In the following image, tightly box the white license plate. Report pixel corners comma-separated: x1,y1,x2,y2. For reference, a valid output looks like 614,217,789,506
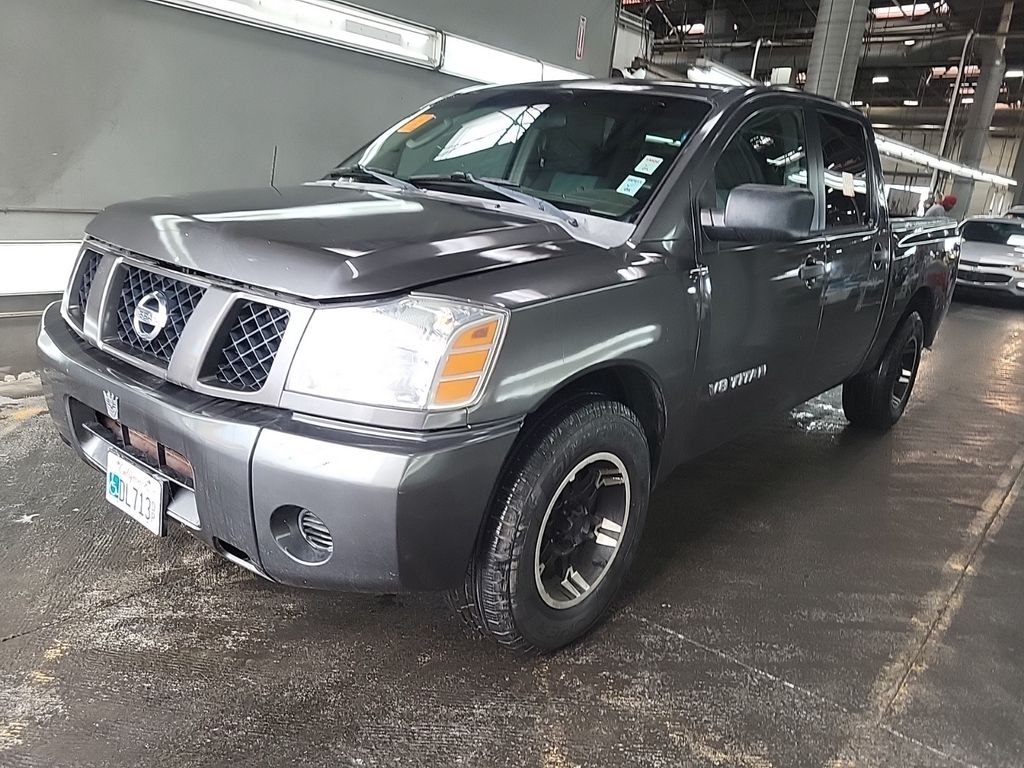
105,450,165,536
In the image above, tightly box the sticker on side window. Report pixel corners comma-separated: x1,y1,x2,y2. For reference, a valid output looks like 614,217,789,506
634,155,665,175
842,171,856,198
616,175,646,196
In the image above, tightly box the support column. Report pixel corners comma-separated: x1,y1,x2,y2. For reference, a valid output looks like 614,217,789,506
805,0,871,102
951,2,1013,217
1012,138,1024,206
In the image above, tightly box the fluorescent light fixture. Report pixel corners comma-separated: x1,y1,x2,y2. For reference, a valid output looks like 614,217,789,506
687,59,757,86
683,22,706,35
874,135,1017,187
442,35,542,84
904,39,916,46
932,65,981,79
541,62,590,81
144,1,589,86
872,75,890,84
870,2,947,19
851,100,865,106
962,97,974,104
903,99,919,106
144,0,441,66
1006,69,1024,78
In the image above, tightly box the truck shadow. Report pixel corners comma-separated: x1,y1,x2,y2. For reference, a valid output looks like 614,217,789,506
621,398,890,601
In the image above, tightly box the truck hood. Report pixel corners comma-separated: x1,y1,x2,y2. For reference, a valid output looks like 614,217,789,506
85,184,579,300
961,240,1024,266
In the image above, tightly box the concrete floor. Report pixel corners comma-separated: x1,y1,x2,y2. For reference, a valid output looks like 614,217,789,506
1,298,1022,768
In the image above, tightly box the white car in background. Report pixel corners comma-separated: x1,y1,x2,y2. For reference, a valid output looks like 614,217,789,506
956,217,1024,299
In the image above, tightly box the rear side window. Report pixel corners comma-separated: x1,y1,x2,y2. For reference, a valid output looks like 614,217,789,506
819,113,872,229
709,110,808,209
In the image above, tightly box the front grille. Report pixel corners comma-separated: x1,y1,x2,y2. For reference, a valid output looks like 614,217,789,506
212,301,290,392
957,269,1012,284
298,509,333,552
71,250,102,322
114,266,205,364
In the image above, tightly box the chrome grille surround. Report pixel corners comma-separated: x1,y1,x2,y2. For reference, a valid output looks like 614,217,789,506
212,301,291,392
113,265,206,365
60,240,314,407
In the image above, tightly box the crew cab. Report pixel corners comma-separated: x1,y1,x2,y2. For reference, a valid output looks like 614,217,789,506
38,80,958,653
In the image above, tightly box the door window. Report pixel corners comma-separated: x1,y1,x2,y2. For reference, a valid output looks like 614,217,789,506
707,110,809,209
819,113,872,229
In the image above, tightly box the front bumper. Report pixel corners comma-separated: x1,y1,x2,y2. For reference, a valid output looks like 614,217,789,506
956,265,1024,296
37,302,519,592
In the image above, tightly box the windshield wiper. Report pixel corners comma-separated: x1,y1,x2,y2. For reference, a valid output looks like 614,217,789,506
409,172,578,228
326,164,418,193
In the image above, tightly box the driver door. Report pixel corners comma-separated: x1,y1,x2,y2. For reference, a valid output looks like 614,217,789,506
691,106,826,449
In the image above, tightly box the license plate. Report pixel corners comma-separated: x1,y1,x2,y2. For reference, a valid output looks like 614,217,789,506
105,450,166,536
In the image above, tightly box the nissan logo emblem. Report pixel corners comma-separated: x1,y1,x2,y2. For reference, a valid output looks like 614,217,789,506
132,291,170,342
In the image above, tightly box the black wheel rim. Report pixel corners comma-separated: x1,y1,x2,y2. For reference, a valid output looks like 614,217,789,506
891,336,919,411
534,452,630,610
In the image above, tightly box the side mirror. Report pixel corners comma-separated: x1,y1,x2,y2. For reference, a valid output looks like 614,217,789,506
703,184,814,243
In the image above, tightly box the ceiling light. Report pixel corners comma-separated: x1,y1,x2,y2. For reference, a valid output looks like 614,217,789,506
903,99,919,106
870,2,948,19
874,135,1016,187
144,0,442,66
962,97,974,104
442,35,542,84
851,100,865,106
932,65,981,79
872,75,890,84
904,39,916,46
1006,69,1024,78
687,60,757,86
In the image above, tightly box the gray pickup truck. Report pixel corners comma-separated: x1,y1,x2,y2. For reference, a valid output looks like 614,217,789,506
39,80,958,653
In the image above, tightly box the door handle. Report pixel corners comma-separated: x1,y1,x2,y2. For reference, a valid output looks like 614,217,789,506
872,244,886,271
799,257,826,286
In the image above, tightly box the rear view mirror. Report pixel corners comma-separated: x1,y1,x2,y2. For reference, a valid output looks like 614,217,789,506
703,184,814,243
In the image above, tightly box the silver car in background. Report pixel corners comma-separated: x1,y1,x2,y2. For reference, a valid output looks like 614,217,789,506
956,217,1024,298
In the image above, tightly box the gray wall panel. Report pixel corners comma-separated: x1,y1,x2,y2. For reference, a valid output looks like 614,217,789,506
1,0,614,239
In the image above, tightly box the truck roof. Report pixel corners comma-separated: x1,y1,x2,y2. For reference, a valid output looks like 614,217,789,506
460,78,870,125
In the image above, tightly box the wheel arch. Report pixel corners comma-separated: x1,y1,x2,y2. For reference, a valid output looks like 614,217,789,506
905,286,940,347
516,362,668,478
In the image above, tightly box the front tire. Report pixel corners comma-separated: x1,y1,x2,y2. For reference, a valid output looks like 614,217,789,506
449,399,651,653
842,311,924,431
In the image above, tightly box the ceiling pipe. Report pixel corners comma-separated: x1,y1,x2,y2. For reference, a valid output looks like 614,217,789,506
931,29,974,188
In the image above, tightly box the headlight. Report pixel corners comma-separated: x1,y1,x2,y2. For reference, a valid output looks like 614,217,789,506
285,296,506,410
1013,264,1024,273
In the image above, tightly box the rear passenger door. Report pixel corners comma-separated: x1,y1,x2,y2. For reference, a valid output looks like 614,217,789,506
810,109,889,388
691,104,826,448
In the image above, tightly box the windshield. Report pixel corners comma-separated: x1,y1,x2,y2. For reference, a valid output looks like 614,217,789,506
962,220,1024,246
334,87,710,222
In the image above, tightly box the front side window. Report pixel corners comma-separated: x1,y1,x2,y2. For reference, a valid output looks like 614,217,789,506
820,113,873,229
336,88,710,222
707,109,809,209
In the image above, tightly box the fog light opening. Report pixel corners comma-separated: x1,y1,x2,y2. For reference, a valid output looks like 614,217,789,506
269,504,334,565
298,508,334,552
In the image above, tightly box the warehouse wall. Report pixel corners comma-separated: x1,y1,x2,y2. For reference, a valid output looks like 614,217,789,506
0,0,614,245
880,128,1020,217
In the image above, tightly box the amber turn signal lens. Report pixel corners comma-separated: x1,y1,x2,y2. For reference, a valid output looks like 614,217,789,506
442,349,489,377
433,376,481,405
453,319,498,349
430,316,504,408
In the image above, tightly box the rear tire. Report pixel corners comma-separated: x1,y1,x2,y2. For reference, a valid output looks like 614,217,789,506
448,399,650,654
842,311,924,431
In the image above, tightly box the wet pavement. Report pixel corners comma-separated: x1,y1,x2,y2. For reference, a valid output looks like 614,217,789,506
1,298,1022,767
